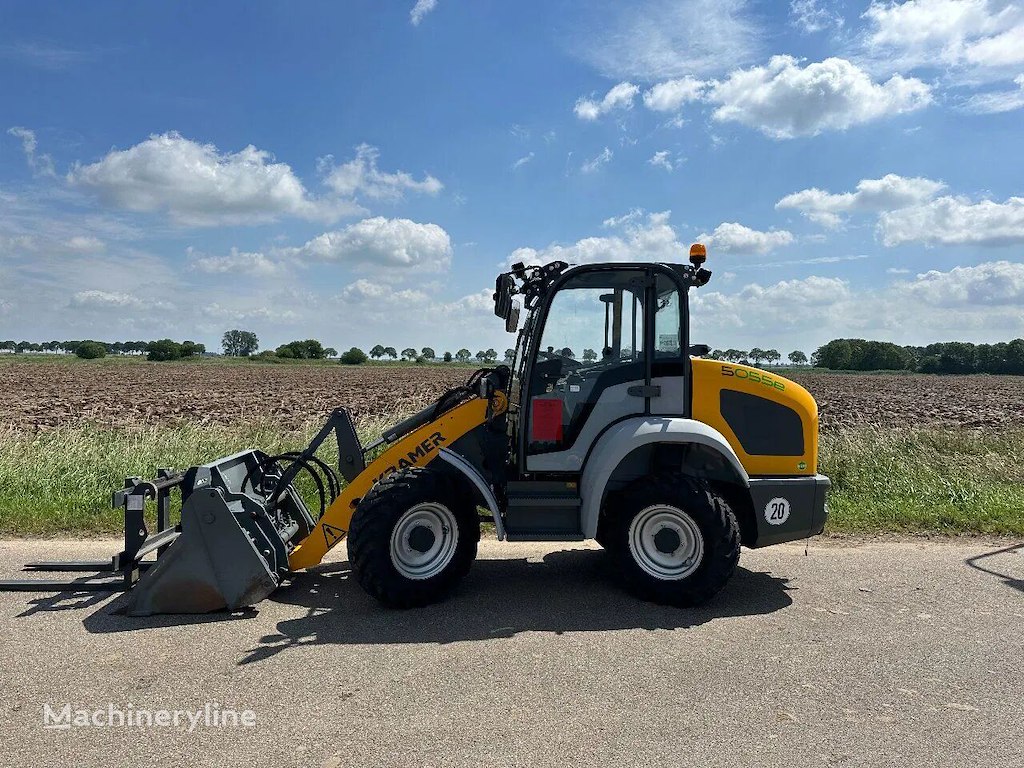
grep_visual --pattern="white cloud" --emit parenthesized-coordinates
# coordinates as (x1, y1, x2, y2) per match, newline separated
(898, 260, 1024, 305)
(68, 132, 357, 226)
(189, 246, 285, 277)
(0, 42, 92, 71)
(580, 147, 613, 173)
(878, 195, 1024, 245)
(708, 55, 932, 138)
(776, 173, 947, 227)
(691, 275, 851, 336)
(737, 274, 850, 305)
(790, 0, 844, 33)
(697, 222, 795, 254)
(65, 235, 105, 253)
(70, 290, 173, 312)
(508, 210, 682, 267)
(963, 74, 1024, 112)
(289, 217, 453, 271)
(512, 152, 535, 170)
(648, 150, 676, 171)
(7, 126, 56, 177)
(964, 23, 1024, 66)
(410, 0, 438, 25)
(572, 0, 760, 79)
(642, 77, 706, 112)
(862, 0, 1024, 73)
(340, 279, 430, 305)
(689, 260, 1024, 349)
(319, 143, 443, 201)
(574, 82, 640, 120)
(200, 302, 298, 324)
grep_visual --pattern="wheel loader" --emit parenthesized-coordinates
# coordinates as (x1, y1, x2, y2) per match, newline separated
(1, 245, 830, 613)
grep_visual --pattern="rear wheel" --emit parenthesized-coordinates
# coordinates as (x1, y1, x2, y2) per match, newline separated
(608, 473, 740, 606)
(347, 467, 479, 608)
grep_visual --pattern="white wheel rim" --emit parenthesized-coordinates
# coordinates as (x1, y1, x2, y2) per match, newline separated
(628, 504, 704, 581)
(389, 503, 459, 580)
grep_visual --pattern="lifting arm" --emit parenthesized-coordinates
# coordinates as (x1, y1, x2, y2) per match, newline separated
(287, 389, 508, 571)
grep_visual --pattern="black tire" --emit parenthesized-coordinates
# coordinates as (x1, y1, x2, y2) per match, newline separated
(347, 467, 479, 608)
(608, 473, 740, 607)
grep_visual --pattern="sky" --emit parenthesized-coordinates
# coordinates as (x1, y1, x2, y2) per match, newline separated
(1, 0, 1022, 356)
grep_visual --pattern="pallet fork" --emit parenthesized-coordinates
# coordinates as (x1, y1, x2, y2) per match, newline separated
(0, 469, 185, 595)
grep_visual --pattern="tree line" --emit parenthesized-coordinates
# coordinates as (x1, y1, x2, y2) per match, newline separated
(813, 338, 1024, 375)
(704, 348, 808, 366)
(0, 339, 206, 360)
(17, 329, 1019, 374)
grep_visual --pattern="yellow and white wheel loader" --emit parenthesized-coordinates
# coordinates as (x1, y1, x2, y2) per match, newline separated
(1, 245, 830, 613)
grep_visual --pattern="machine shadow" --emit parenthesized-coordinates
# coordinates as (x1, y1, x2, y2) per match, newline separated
(965, 542, 1024, 595)
(239, 548, 794, 664)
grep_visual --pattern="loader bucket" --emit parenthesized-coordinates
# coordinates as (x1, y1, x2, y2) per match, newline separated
(124, 486, 279, 616)
(125, 451, 315, 616)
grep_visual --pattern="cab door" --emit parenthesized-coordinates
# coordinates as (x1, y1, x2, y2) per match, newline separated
(522, 267, 651, 473)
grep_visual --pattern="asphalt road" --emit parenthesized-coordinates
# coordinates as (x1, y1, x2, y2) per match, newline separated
(1, 538, 1022, 768)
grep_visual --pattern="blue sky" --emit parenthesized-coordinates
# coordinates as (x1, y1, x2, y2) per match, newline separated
(1, 0, 1022, 355)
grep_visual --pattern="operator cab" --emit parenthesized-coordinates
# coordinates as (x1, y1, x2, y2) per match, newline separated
(492, 247, 712, 538)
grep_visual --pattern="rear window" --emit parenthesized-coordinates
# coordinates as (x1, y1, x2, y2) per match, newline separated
(720, 389, 804, 456)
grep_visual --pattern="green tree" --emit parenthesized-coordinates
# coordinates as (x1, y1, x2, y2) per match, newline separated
(788, 350, 808, 365)
(421, 347, 436, 360)
(180, 340, 205, 358)
(384, 346, 398, 359)
(748, 347, 766, 365)
(504, 348, 516, 362)
(222, 329, 259, 357)
(147, 339, 184, 361)
(75, 340, 107, 359)
(324, 347, 337, 358)
(443, 351, 453, 362)
(764, 349, 781, 366)
(370, 344, 386, 359)
(277, 339, 327, 359)
(1005, 339, 1024, 375)
(339, 347, 368, 365)
(582, 348, 597, 362)
(456, 348, 471, 362)
(401, 347, 417, 360)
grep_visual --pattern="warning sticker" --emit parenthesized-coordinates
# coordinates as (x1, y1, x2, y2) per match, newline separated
(658, 333, 680, 353)
(322, 523, 346, 548)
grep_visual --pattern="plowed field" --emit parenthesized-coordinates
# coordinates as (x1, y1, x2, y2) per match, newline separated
(1, 360, 1021, 431)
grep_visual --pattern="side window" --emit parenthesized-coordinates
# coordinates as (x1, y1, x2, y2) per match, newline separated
(654, 274, 683, 360)
(527, 272, 646, 455)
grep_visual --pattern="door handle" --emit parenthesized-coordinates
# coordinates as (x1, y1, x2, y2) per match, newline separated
(627, 385, 661, 398)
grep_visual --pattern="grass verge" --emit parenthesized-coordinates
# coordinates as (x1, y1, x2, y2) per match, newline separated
(1, 423, 1021, 536)
(818, 428, 1024, 536)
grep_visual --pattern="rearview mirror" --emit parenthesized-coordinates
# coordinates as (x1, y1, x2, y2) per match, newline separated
(505, 301, 521, 333)
(493, 273, 514, 319)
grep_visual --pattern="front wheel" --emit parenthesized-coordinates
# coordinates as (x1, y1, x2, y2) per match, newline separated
(347, 467, 479, 608)
(608, 474, 740, 606)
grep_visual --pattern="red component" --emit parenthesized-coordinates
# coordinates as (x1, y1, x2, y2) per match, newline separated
(531, 398, 564, 443)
